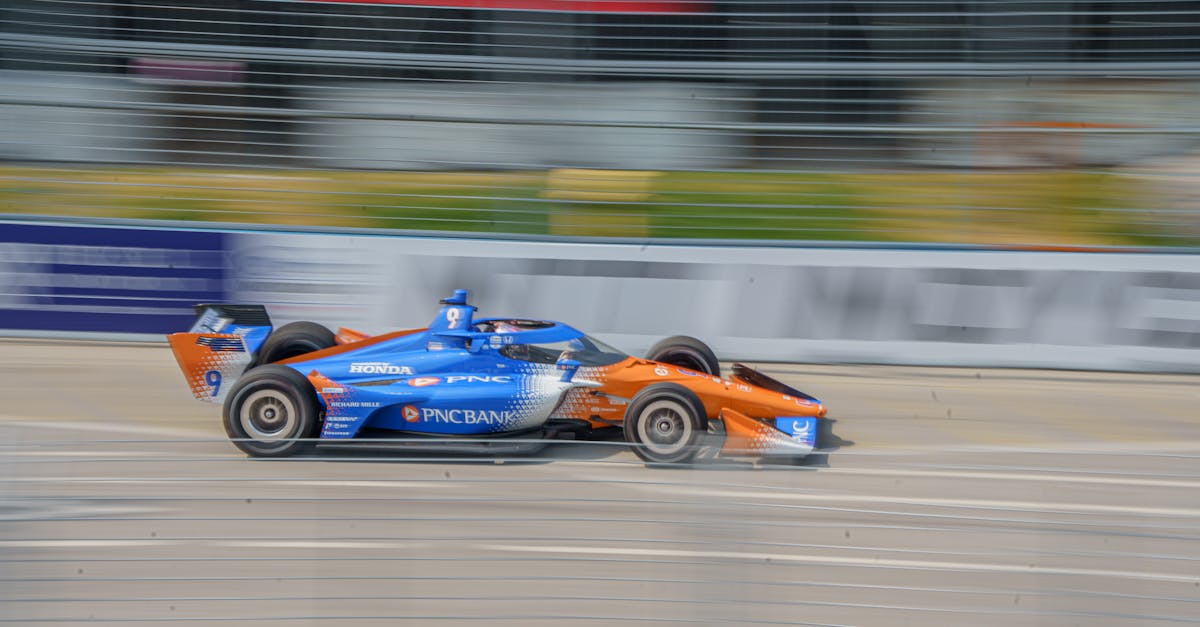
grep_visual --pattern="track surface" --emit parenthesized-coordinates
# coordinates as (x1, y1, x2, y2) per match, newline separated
(2, 340, 1198, 625)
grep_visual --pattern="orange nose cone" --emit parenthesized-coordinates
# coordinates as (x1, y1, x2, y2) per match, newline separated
(817, 404, 827, 418)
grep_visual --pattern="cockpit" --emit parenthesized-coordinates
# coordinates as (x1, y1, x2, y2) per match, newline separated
(493, 332, 628, 367)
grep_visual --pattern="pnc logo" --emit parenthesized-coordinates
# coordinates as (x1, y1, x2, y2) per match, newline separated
(403, 405, 420, 422)
(408, 377, 441, 387)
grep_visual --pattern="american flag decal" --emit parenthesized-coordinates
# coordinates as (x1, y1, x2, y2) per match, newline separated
(196, 336, 245, 352)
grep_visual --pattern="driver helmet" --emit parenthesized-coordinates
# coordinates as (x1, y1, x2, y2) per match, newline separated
(493, 320, 523, 334)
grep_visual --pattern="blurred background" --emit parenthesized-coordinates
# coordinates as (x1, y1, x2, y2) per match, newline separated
(3, 5, 1200, 626)
(3, 0, 1200, 246)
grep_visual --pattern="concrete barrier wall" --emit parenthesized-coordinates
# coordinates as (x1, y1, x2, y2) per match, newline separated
(3, 219, 1198, 372)
(297, 82, 752, 170)
(0, 71, 162, 163)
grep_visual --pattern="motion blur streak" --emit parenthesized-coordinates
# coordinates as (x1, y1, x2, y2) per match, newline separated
(1, 340, 1198, 625)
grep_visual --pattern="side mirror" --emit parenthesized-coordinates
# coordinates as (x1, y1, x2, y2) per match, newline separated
(557, 358, 582, 382)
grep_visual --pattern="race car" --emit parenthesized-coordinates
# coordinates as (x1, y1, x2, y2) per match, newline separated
(167, 289, 829, 463)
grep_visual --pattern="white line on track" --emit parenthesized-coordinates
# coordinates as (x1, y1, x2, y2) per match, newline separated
(480, 544, 1200, 584)
(0, 417, 211, 439)
(0, 540, 417, 550)
(216, 541, 417, 550)
(547, 458, 1200, 491)
(274, 480, 461, 489)
(825, 440, 1200, 455)
(636, 486, 1200, 518)
(2, 477, 455, 489)
(0, 450, 186, 458)
(8, 472, 1192, 521)
(822, 466, 1200, 490)
(0, 540, 164, 548)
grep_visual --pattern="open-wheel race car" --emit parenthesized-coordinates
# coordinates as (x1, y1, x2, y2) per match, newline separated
(168, 290, 829, 463)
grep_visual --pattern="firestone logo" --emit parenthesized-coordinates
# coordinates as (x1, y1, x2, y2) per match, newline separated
(402, 405, 420, 422)
(349, 362, 415, 375)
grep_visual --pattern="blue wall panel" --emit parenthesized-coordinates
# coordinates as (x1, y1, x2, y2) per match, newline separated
(0, 222, 228, 334)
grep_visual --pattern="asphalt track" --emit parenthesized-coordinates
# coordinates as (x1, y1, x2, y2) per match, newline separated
(1, 339, 1198, 626)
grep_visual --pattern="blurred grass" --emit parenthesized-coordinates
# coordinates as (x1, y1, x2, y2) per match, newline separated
(0, 165, 1180, 246)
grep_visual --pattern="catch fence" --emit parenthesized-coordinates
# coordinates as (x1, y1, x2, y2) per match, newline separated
(2, 1, 1199, 245)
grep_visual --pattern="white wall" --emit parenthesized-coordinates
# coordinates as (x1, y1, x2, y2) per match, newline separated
(229, 230, 1200, 373)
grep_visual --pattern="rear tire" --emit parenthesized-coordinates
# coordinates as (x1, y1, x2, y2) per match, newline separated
(624, 383, 708, 464)
(223, 365, 321, 457)
(257, 321, 335, 364)
(645, 335, 720, 376)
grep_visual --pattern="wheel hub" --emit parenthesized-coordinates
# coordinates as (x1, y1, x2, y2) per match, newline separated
(245, 393, 289, 435)
(647, 409, 683, 445)
(633, 398, 700, 456)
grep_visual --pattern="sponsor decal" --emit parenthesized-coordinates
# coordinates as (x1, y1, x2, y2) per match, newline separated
(403, 405, 420, 422)
(445, 375, 512, 384)
(349, 362, 415, 375)
(408, 377, 441, 387)
(203, 370, 223, 398)
(676, 368, 704, 377)
(489, 335, 502, 348)
(781, 417, 818, 446)
(329, 401, 380, 408)
(195, 336, 244, 352)
(736, 384, 752, 393)
(420, 407, 516, 425)
(321, 387, 346, 395)
(194, 309, 230, 333)
(782, 394, 792, 401)
(654, 366, 669, 376)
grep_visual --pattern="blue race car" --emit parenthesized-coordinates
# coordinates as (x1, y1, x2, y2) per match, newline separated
(168, 289, 828, 463)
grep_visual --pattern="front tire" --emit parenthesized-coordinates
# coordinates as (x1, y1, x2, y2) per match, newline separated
(645, 335, 720, 376)
(257, 321, 335, 364)
(624, 383, 708, 464)
(223, 365, 321, 457)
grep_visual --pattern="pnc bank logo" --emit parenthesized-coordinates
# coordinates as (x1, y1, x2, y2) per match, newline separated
(403, 405, 420, 422)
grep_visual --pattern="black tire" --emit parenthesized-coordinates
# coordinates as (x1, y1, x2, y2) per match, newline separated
(257, 321, 335, 364)
(623, 383, 708, 464)
(223, 364, 321, 457)
(645, 335, 720, 376)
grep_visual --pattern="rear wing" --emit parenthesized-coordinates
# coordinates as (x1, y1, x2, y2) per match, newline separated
(188, 303, 271, 334)
(167, 304, 274, 403)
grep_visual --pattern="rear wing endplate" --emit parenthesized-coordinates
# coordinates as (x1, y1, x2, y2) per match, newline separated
(169, 304, 274, 403)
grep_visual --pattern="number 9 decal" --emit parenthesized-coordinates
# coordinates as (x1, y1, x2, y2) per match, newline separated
(445, 307, 462, 329)
(205, 370, 222, 397)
